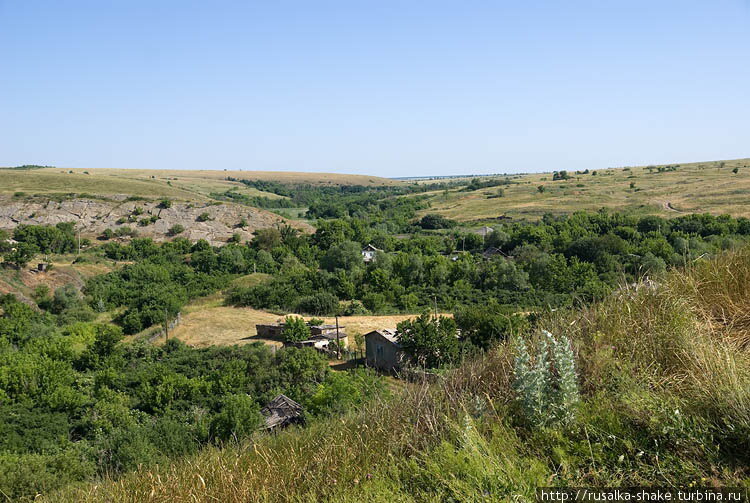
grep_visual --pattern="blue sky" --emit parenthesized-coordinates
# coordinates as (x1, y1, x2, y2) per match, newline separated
(1, 1, 748, 177)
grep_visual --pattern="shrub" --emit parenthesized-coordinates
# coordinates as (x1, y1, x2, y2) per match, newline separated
(196, 212, 211, 222)
(209, 394, 263, 443)
(343, 300, 369, 316)
(168, 224, 185, 236)
(418, 214, 456, 230)
(283, 315, 311, 343)
(512, 330, 579, 428)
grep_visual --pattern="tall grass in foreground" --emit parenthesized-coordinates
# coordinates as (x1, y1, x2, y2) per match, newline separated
(50, 249, 750, 502)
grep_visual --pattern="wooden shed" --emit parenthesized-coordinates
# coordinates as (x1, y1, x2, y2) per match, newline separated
(261, 394, 304, 431)
(365, 329, 405, 373)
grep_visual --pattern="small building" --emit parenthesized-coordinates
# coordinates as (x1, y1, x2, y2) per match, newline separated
(261, 394, 304, 431)
(361, 244, 381, 263)
(474, 226, 495, 238)
(294, 331, 348, 351)
(37, 263, 49, 272)
(365, 329, 405, 373)
(309, 324, 344, 336)
(481, 246, 507, 260)
(257, 322, 346, 342)
(256, 323, 285, 339)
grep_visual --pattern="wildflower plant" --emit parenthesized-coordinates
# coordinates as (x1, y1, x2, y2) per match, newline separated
(512, 330, 579, 428)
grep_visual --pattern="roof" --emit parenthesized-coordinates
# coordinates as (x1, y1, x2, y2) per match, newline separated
(482, 246, 507, 258)
(311, 332, 347, 340)
(474, 226, 495, 236)
(365, 329, 401, 347)
(362, 244, 381, 252)
(261, 394, 304, 429)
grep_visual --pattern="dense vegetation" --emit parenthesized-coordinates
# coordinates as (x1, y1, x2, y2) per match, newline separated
(49, 247, 750, 502)
(4, 178, 750, 500)
(0, 291, 382, 499)
(227, 211, 750, 318)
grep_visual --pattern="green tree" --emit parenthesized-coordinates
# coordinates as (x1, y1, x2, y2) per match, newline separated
(397, 313, 459, 368)
(283, 315, 310, 343)
(4, 242, 37, 268)
(209, 394, 263, 442)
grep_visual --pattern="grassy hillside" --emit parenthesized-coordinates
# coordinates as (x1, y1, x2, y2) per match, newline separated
(0, 167, 397, 201)
(420, 158, 750, 222)
(51, 247, 750, 502)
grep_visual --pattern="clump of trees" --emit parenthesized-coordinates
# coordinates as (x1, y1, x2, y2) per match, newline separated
(0, 292, 384, 499)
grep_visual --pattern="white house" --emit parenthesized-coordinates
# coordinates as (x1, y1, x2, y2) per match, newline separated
(361, 244, 381, 263)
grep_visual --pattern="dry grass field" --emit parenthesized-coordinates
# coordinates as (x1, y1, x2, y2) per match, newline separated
(0, 167, 397, 201)
(0, 255, 116, 304)
(167, 288, 445, 350)
(418, 158, 750, 222)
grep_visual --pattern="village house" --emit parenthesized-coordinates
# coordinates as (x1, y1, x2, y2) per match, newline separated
(361, 243, 381, 263)
(256, 322, 348, 351)
(481, 246, 507, 260)
(261, 394, 304, 431)
(293, 331, 348, 350)
(364, 329, 405, 373)
(473, 225, 495, 238)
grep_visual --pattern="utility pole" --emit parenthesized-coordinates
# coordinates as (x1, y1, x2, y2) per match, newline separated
(335, 315, 341, 360)
(164, 308, 169, 342)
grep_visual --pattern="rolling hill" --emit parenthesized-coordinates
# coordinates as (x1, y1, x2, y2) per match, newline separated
(417, 158, 750, 222)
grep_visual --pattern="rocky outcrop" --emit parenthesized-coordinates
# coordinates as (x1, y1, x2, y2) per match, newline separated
(0, 196, 305, 246)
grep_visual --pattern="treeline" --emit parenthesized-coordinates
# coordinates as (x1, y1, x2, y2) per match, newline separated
(227, 211, 750, 317)
(0, 292, 383, 499)
(216, 178, 463, 231)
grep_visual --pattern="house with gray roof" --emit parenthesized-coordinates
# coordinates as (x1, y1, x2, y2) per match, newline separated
(364, 329, 405, 373)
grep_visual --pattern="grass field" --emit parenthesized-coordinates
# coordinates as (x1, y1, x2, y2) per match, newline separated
(166, 275, 444, 350)
(0, 167, 397, 201)
(168, 299, 440, 350)
(418, 158, 750, 222)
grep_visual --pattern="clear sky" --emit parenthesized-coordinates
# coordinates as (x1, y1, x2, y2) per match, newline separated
(1, 1, 748, 177)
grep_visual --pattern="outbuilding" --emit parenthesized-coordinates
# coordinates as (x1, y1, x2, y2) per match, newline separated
(364, 329, 405, 373)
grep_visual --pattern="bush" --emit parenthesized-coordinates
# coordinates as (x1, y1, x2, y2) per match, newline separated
(343, 300, 369, 316)
(168, 224, 185, 236)
(196, 212, 212, 222)
(418, 214, 456, 230)
(209, 394, 263, 442)
(283, 315, 311, 343)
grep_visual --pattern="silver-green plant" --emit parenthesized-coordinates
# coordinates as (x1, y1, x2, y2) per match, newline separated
(512, 330, 579, 428)
(546, 330, 579, 426)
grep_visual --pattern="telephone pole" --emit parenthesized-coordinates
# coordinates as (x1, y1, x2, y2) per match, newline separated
(164, 308, 169, 342)
(335, 315, 341, 360)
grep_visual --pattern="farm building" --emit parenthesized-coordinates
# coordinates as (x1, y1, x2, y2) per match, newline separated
(292, 331, 348, 350)
(261, 394, 304, 431)
(365, 329, 405, 372)
(481, 246, 507, 259)
(361, 244, 381, 263)
(256, 322, 347, 342)
(255, 323, 285, 339)
(474, 225, 495, 238)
